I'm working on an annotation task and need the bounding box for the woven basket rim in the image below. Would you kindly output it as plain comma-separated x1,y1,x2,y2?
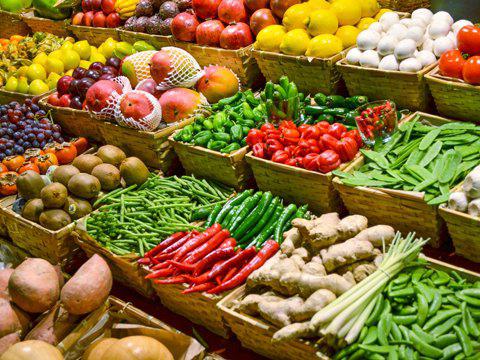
426,66,480,90
172,41,254,56
0,88,53,98
67,24,118,32
337,57,437,78
252,46,349,64
117,27,173,39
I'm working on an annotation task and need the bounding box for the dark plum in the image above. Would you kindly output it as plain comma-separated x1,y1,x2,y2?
98,73,115,81
85,69,101,80
106,57,121,69
70,96,84,110
72,67,88,79
77,77,96,98
89,62,104,72
101,65,118,75
69,79,80,96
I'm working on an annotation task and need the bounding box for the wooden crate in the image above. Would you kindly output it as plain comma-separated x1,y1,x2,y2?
169,134,253,189
39,96,105,143
245,152,358,214
67,24,119,47
378,0,430,12
333,112,460,248
21,11,70,37
99,118,194,173
172,42,262,88
337,59,436,111
0,10,30,38
118,28,173,49
426,66,480,123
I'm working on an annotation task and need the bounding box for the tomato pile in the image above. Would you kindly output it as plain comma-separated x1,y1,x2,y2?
247,120,362,174
355,101,397,143
439,24,480,85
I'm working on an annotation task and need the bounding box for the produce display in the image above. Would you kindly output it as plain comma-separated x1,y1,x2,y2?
72,0,122,28
448,165,480,217
346,8,471,72
255,0,385,57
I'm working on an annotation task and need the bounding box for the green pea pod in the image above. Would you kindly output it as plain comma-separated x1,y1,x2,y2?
409,331,443,358
431,315,462,337
417,293,429,327
230,125,243,142
314,93,327,106
207,140,228,151
220,143,241,154
462,302,480,337
454,325,473,356
378,313,393,346
367,294,384,326
362,326,378,345
213,132,231,143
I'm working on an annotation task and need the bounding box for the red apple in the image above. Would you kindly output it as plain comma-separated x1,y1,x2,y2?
119,92,153,120
91,0,102,11
106,12,121,27
83,11,95,26
101,0,115,14
93,11,106,27
48,93,61,107
82,0,92,11
72,12,84,26
57,76,74,95
59,94,72,108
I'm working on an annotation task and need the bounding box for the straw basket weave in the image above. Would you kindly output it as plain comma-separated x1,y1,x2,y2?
21,11,69,37
68,25,119,46
169,135,253,189
378,0,430,12
73,227,155,298
0,10,30,38
333,112,457,248
245,152,359,214
0,196,79,267
337,59,436,111
172,42,262,88
0,89,52,105
217,285,328,360
252,49,346,95
118,28,173,49
39,97,105,143
426,66,480,123
99,118,194,173
0,196,10,237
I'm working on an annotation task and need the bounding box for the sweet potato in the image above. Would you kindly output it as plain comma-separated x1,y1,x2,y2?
25,303,80,345
8,259,60,313
0,299,30,337
61,255,112,315
0,332,20,355
0,269,14,300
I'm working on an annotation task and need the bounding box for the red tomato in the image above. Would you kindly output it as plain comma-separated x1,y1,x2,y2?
463,56,480,85
457,25,480,56
438,50,467,79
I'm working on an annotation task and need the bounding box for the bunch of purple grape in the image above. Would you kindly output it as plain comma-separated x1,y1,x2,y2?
0,99,63,161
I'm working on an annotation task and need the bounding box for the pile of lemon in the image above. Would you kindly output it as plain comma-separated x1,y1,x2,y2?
3,37,119,96
255,0,391,58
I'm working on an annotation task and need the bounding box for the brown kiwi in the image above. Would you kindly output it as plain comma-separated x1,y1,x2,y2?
63,196,92,220
40,183,68,209
91,163,121,191
67,173,101,199
22,199,44,223
72,154,103,174
120,157,149,185
52,165,80,187
97,145,126,167
16,170,45,200
39,209,72,230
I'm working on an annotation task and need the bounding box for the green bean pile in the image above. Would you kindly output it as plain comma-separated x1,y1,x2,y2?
86,175,233,256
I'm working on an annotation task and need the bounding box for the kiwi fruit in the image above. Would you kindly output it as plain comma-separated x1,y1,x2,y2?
120,157,150,185
39,209,72,231
52,165,80,187
91,163,121,191
97,145,126,167
68,173,101,199
40,183,68,209
63,196,92,220
72,154,103,174
22,199,44,223
16,170,45,200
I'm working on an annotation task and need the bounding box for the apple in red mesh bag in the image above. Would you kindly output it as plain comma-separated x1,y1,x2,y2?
119,91,154,120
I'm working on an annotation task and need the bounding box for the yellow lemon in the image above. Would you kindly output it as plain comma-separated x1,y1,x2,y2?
306,34,343,58
26,63,47,82
330,0,362,26
282,3,310,31
61,41,74,51
73,40,91,60
62,49,81,70
4,77,18,92
306,0,330,10
16,65,29,77
356,17,376,31
99,38,116,58
255,25,287,53
375,8,392,20
90,52,106,64
306,9,339,36
29,79,49,95
48,50,63,60
16,77,29,94
79,60,92,69
335,25,360,48
45,58,64,75
280,29,311,56
33,52,48,68
359,0,380,18
47,72,61,90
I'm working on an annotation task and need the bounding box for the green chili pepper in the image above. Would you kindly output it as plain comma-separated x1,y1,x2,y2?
314,93,327,106
230,124,243,142
193,130,213,147
220,143,241,154
326,95,346,108
213,132,231,143
207,140,228,151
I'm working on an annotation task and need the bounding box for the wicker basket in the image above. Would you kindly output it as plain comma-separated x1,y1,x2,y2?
118,28,173,49
337,59,436,111
0,236,30,266
0,10,30,38
378,0,430,12
39,96,106,143
426,66,480,123
73,227,155,299
21,11,70,37
99,118,194,173
68,24,119,47
333,112,457,248
245,152,359,214
0,89,52,105
169,135,253,189
253,49,346,95
172,42,262,88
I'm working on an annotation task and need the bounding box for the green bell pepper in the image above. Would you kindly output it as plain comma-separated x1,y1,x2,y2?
213,112,227,130
207,140,228,151
238,119,255,128
242,102,255,120
203,119,214,130
230,125,243,142
193,123,203,133
194,130,212,147
213,132,231,143
220,143,241,154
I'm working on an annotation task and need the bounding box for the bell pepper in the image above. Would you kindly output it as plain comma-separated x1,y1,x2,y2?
306,139,321,154
238,119,255,128
320,134,340,152
285,157,303,168
193,123,203,133
230,125,243,142
221,143,241,154
213,112,227,130
279,121,297,131
252,143,266,158
246,129,265,147
213,132,231,143
337,137,359,162
284,145,296,157
260,123,276,133
203,119,214,130
271,150,290,164
207,140,228,151
317,114,335,124
294,139,310,157
33,0,70,20
317,150,341,173
298,124,310,135
193,130,213,147
315,121,330,136
266,138,284,157
328,123,348,139
303,153,320,171
280,128,300,146
301,125,321,140
342,129,363,148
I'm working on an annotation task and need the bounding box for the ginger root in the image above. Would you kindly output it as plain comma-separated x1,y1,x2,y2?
352,225,395,247
302,256,326,277
280,272,355,298
235,292,283,315
320,239,376,272
281,227,302,255
258,296,304,327
272,322,316,342
291,289,336,322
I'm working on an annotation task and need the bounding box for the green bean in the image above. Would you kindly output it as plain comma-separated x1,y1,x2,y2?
424,309,461,331
431,315,462,337
379,313,393,345
454,325,473,356
409,331,443,358
434,334,458,349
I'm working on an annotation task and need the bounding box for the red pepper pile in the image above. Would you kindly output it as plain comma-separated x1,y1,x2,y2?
355,101,396,140
246,121,362,173
139,224,279,295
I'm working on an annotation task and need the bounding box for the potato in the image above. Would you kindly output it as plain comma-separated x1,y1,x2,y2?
25,303,80,345
82,338,118,360
0,299,30,338
0,269,14,300
1,340,63,360
8,259,59,313
61,255,112,315
0,332,20,356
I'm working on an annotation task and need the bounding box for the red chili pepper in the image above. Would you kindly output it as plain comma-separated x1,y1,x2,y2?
219,237,236,248
182,282,216,294
260,123,276,133
166,260,196,272
184,230,231,264
315,121,330,135
271,149,290,164
222,267,237,283
278,120,296,130
337,137,359,162
142,232,186,260
341,129,363,148
172,224,222,262
320,134,340,152
207,240,280,294
266,138,284,157
154,275,187,285
193,247,235,276
252,143,266,159
145,268,174,279
328,123,348,139
151,261,170,270
154,232,196,260
246,129,265,147
302,125,321,140
317,150,341,173
303,153,320,171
